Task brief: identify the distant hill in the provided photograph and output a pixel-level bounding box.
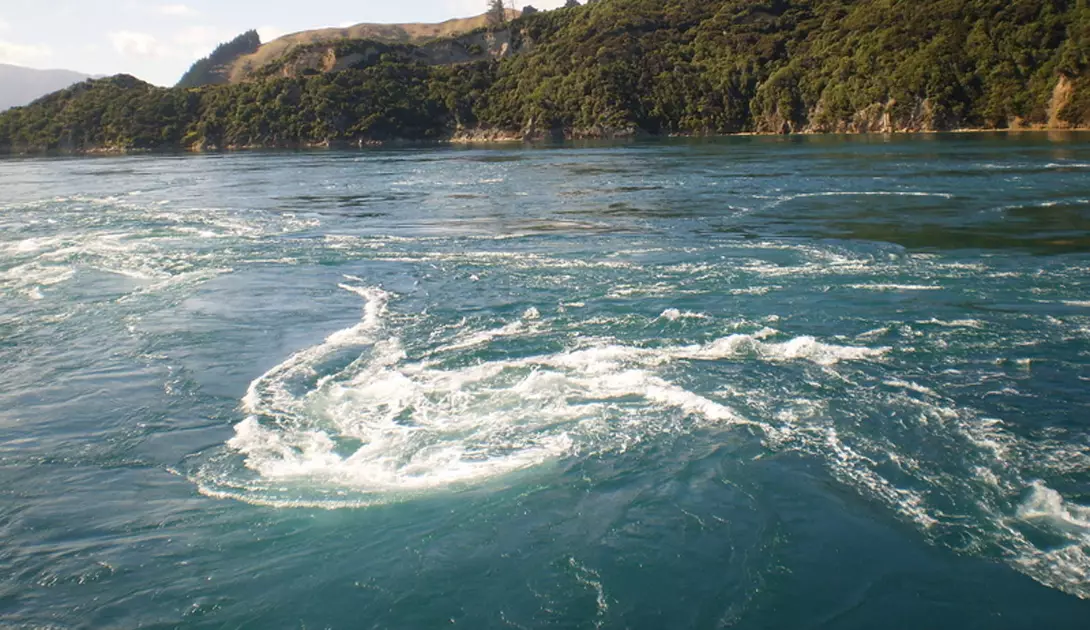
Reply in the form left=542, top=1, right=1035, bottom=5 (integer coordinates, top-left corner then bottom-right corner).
left=0, top=64, right=92, bottom=111
left=225, top=10, right=519, bottom=83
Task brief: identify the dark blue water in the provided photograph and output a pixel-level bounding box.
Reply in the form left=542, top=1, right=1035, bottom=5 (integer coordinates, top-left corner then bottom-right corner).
left=2, top=134, right=1090, bottom=628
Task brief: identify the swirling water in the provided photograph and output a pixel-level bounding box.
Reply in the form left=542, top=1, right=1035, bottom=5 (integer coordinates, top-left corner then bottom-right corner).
left=2, top=133, right=1090, bottom=628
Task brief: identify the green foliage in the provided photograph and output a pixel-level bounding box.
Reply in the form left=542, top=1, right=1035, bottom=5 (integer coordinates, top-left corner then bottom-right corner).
left=176, top=30, right=262, bottom=88
left=2, top=0, right=1088, bottom=154
left=488, top=0, right=507, bottom=27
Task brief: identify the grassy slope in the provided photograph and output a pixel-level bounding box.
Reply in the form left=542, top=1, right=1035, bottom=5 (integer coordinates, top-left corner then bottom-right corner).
left=228, top=10, right=520, bottom=82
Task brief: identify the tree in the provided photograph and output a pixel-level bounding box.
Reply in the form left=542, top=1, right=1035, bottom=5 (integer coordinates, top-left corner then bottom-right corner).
left=522, top=5, right=539, bottom=15
left=176, top=30, right=262, bottom=88
left=487, top=0, right=507, bottom=27
left=564, top=0, right=580, bottom=8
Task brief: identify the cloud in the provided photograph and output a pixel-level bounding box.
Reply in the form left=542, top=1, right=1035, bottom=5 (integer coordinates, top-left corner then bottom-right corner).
left=0, top=17, right=9, bottom=32
left=109, top=31, right=172, bottom=57
left=0, top=40, right=53, bottom=65
left=158, top=4, right=199, bottom=17
left=172, top=25, right=230, bottom=57
left=109, top=25, right=230, bottom=60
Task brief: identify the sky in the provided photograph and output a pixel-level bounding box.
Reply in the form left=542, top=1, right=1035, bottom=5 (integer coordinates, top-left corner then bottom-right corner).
left=0, top=0, right=569, bottom=86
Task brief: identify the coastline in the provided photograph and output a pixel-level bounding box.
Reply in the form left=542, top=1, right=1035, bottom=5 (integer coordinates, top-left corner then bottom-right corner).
left=5, top=125, right=1090, bottom=157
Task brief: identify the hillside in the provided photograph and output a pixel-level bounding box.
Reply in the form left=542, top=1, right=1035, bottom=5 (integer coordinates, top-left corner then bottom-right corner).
left=225, top=10, right=520, bottom=83
left=0, top=64, right=92, bottom=111
left=177, top=30, right=262, bottom=88
left=1, top=0, right=1088, bottom=154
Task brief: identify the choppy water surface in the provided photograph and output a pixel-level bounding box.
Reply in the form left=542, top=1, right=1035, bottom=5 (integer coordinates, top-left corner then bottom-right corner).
left=2, top=134, right=1090, bottom=628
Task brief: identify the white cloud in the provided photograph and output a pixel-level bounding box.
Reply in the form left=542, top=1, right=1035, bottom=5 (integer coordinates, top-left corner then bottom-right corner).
left=0, top=17, right=9, bottom=32
left=158, top=4, right=199, bottom=17
left=109, top=31, right=172, bottom=57
left=0, top=40, right=53, bottom=65
left=109, top=25, right=239, bottom=62
left=172, top=25, right=229, bottom=57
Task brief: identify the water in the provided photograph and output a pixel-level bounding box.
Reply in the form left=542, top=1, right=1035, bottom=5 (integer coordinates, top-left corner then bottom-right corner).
left=2, top=133, right=1090, bottom=628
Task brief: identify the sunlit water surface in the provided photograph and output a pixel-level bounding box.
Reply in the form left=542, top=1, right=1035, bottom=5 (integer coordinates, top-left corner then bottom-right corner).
left=2, top=134, right=1090, bottom=628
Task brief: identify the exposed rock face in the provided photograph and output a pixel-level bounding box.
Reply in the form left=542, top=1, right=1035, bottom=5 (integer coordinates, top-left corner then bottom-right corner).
left=449, top=127, right=526, bottom=143
left=1058, top=73, right=1090, bottom=129
left=1049, top=75, right=1075, bottom=129
left=800, top=98, right=944, bottom=134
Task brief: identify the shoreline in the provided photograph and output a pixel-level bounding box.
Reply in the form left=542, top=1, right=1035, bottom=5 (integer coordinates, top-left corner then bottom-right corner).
left=4, top=126, right=1089, bottom=157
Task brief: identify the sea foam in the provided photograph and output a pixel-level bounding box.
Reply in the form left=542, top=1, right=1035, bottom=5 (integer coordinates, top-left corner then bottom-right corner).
left=201, top=282, right=889, bottom=507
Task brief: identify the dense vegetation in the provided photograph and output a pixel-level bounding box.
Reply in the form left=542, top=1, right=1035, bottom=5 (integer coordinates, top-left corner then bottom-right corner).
left=2, top=0, right=1089, bottom=153
left=176, top=30, right=262, bottom=89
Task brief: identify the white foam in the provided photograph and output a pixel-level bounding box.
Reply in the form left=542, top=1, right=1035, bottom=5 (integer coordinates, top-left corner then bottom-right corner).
left=1013, top=545, right=1090, bottom=598
left=433, top=320, right=528, bottom=354
left=606, top=282, right=677, bottom=298
left=1045, top=163, right=1090, bottom=169
left=884, top=379, right=938, bottom=397
left=659, top=308, right=708, bottom=321
left=917, top=318, right=984, bottom=328
left=772, top=191, right=955, bottom=206
left=729, top=286, right=778, bottom=296
left=675, top=333, right=888, bottom=366
left=0, top=262, right=76, bottom=298
left=1009, top=482, right=1090, bottom=598
left=204, top=285, right=898, bottom=507
left=848, top=284, right=943, bottom=291
left=856, top=326, right=892, bottom=340
left=817, top=427, right=938, bottom=529
left=1018, top=482, right=1090, bottom=532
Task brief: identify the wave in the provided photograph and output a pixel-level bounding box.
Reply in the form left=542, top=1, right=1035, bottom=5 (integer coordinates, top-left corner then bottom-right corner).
left=1045, top=163, right=1090, bottom=169
left=770, top=191, right=956, bottom=207
left=848, top=283, right=943, bottom=291
left=658, top=308, right=709, bottom=321
left=1018, top=482, right=1090, bottom=532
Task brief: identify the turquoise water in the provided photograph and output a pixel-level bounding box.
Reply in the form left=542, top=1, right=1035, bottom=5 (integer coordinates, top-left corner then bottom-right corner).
left=2, top=134, right=1090, bottom=628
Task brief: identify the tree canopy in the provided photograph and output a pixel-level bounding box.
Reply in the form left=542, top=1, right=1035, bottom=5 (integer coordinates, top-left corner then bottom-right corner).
left=176, top=30, right=262, bottom=89
left=487, top=0, right=507, bottom=27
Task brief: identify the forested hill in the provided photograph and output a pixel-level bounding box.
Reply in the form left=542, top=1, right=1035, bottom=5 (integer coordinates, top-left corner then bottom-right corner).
left=2, top=0, right=1089, bottom=154
left=176, top=31, right=261, bottom=88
